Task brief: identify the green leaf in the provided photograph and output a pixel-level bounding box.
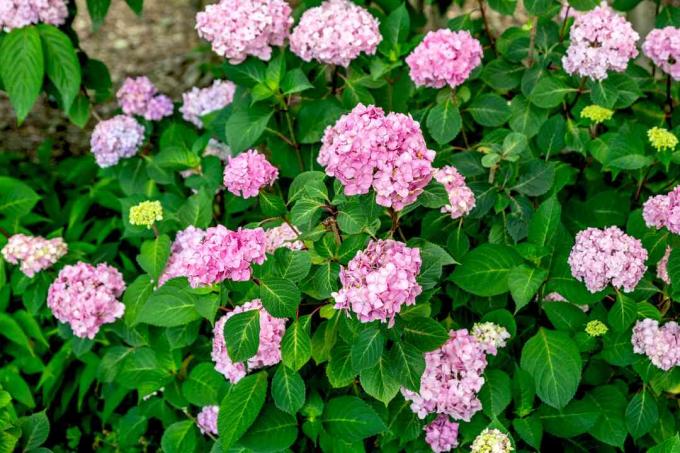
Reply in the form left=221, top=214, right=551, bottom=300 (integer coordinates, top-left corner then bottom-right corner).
left=479, top=369, right=512, bottom=417
left=351, top=326, right=385, bottom=371
left=468, top=93, right=512, bottom=127
left=269, top=248, right=311, bottom=283
left=125, top=0, right=144, bottom=14
left=259, top=192, right=287, bottom=216
left=182, top=363, right=228, bottom=407
left=225, top=105, right=273, bottom=153
left=543, top=301, right=587, bottom=331
left=224, top=309, right=261, bottom=362
left=38, top=25, right=81, bottom=111
left=667, top=248, right=680, bottom=287
left=177, top=189, right=213, bottom=229
left=0, top=177, right=40, bottom=219
left=19, top=411, right=50, bottom=451
left=388, top=341, right=425, bottom=392
left=160, top=421, right=198, bottom=453
left=272, top=365, right=306, bottom=415
left=288, top=171, right=328, bottom=203
left=539, top=398, right=599, bottom=438
left=337, top=203, right=369, bottom=234
left=327, top=342, right=356, bottom=387
left=281, top=68, right=313, bottom=95
left=625, top=390, right=658, bottom=439
left=512, top=161, right=555, bottom=196
left=585, top=385, right=628, bottom=448
left=281, top=316, right=312, bottom=371
left=360, top=355, right=400, bottom=405
left=155, top=145, right=201, bottom=170
left=401, top=317, right=449, bottom=352
left=450, top=243, right=523, bottom=296
left=508, top=265, right=548, bottom=312
left=136, top=234, right=171, bottom=281
left=528, top=196, right=561, bottom=247
left=322, top=396, right=386, bottom=441
left=608, top=293, right=637, bottom=332
left=529, top=76, right=576, bottom=108
left=513, top=415, right=543, bottom=450
left=0, top=313, right=31, bottom=353
left=68, top=93, right=91, bottom=127
left=240, top=405, right=298, bottom=451
left=136, top=281, right=200, bottom=326
left=0, top=27, right=44, bottom=123
left=378, top=4, right=410, bottom=57
left=218, top=372, right=268, bottom=449
left=259, top=278, right=301, bottom=318
left=87, top=0, right=112, bottom=30
left=426, top=101, right=461, bottom=144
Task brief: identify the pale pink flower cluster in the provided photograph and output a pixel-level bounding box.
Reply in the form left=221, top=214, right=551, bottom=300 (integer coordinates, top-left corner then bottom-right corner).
left=643, top=186, right=680, bottom=234
left=47, top=262, right=126, bottom=339
left=333, top=239, right=422, bottom=326
left=196, top=406, right=219, bottom=435
left=424, top=415, right=459, bottom=453
left=289, top=0, right=381, bottom=67
left=212, top=299, right=286, bottom=383
left=265, top=224, right=304, bottom=253
left=632, top=318, right=680, bottom=370
left=2, top=234, right=67, bottom=277
left=195, top=0, right=292, bottom=64
left=318, top=104, right=436, bottom=210
left=643, top=27, right=680, bottom=80
left=568, top=226, right=648, bottom=293
left=90, top=115, right=145, bottom=168
left=434, top=166, right=476, bottom=219
left=180, top=80, right=237, bottom=128
left=402, top=329, right=492, bottom=421
left=471, top=322, right=510, bottom=356
left=159, top=225, right=266, bottom=287
left=223, top=150, right=279, bottom=198
left=658, top=246, right=671, bottom=284
left=116, top=77, right=173, bottom=121
left=406, top=29, right=483, bottom=89
left=562, top=2, right=639, bottom=80
left=0, top=0, right=67, bottom=31
left=543, top=291, right=589, bottom=312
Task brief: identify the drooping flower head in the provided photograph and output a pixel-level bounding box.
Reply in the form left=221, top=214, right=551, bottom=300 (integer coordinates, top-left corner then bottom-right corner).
left=580, top=105, right=614, bottom=124
left=129, top=201, right=163, bottom=229
left=632, top=318, right=680, bottom=370
left=406, top=29, right=483, bottom=89
left=643, top=26, right=680, bottom=80
left=289, top=0, right=381, bottom=67
left=643, top=186, right=680, bottom=234
left=424, top=415, right=459, bottom=453
left=333, top=239, right=422, bottom=326
left=0, top=0, right=68, bottom=31
left=212, top=300, right=286, bottom=383
left=471, top=322, right=510, bottom=356
left=648, top=127, right=679, bottom=151
left=90, top=115, right=145, bottom=168
left=434, top=166, right=476, bottom=219
left=180, top=80, right=237, bottom=128
left=568, top=226, right=648, bottom=293
left=585, top=320, right=608, bottom=337
left=562, top=2, right=639, bottom=80
left=223, top=150, right=279, bottom=198
left=195, top=0, right=293, bottom=63
left=196, top=406, right=219, bottom=436
left=47, top=262, right=126, bottom=339
left=264, top=223, right=304, bottom=253
left=470, top=428, right=514, bottom=453
left=658, top=246, right=671, bottom=284
left=2, top=234, right=67, bottom=277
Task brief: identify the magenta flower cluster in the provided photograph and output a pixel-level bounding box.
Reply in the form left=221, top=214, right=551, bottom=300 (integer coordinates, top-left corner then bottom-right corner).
left=212, top=300, right=286, bottom=383
left=632, top=318, right=680, bottom=371
left=223, top=150, right=279, bottom=199
left=196, top=406, right=219, bottom=436
left=434, top=166, right=476, bottom=219
left=0, top=0, right=67, bottom=31
left=264, top=223, right=304, bottom=254
left=568, top=226, right=647, bottom=293
left=643, top=186, right=680, bottom=234
left=333, top=239, right=422, bottom=326
left=2, top=234, right=67, bottom=278
left=90, top=115, right=145, bottom=168
left=47, top=262, right=126, bottom=339
left=195, top=0, right=292, bottom=64
left=289, top=0, right=381, bottom=67
left=180, top=80, right=236, bottom=129
left=318, top=104, right=436, bottom=210
left=562, top=2, right=639, bottom=80
left=406, top=29, right=483, bottom=89
left=643, top=27, right=680, bottom=81
left=424, top=415, right=459, bottom=453
left=116, top=76, right=173, bottom=121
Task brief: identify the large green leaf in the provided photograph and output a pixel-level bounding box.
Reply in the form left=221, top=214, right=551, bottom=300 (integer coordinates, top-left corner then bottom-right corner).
left=259, top=278, right=301, bottom=318
left=160, top=421, right=198, bottom=453
left=224, top=105, right=273, bottom=153
left=0, top=27, right=44, bottom=123
left=426, top=101, right=461, bottom=144
left=322, top=396, right=386, bottom=441
left=401, top=317, right=449, bottom=352
left=240, top=405, right=298, bottom=451
left=450, top=244, right=523, bottom=296
left=625, top=390, right=658, bottom=439
left=272, top=365, right=306, bottom=415
left=136, top=281, right=200, bottom=326
left=508, top=265, right=548, bottom=312
left=468, top=93, right=512, bottom=127
left=360, top=355, right=400, bottom=405
left=224, top=309, right=261, bottom=362
left=37, top=25, right=81, bottom=111
left=281, top=316, right=312, bottom=371
left=136, top=235, right=171, bottom=281
left=217, top=372, right=268, bottom=449
left=351, top=326, right=385, bottom=372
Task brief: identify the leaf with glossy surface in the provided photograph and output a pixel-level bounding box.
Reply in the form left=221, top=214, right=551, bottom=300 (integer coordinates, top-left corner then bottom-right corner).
left=224, top=309, right=260, bottom=362
left=322, top=396, right=386, bottom=441
left=218, top=372, right=268, bottom=449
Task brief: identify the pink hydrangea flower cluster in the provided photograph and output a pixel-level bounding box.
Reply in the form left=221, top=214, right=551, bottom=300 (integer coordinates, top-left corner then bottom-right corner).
left=116, top=76, right=173, bottom=121
left=405, top=29, right=483, bottom=89
left=195, top=0, right=292, bottom=64
left=562, top=2, right=639, bottom=80
left=180, top=80, right=236, bottom=128
left=424, top=415, right=459, bottom=453
left=643, top=27, right=680, bottom=80
left=471, top=322, right=511, bottom=356
left=265, top=223, right=304, bottom=253
left=212, top=299, right=286, bottom=383
left=0, top=0, right=67, bottom=31
left=333, top=239, right=422, bottom=326
left=632, top=318, right=680, bottom=370
left=1, top=234, right=67, bottom=278
left=223, top=150, right=279, bottom=199
left=401, top=329, right=490, bottom=421
left=658, top=246, right=671, bottom=284
left=434, top=166, right=476, bottom=219
left=47, top=262, right=126, bottom=339
left=90, top=115, right=145, bottom=168
left=568, top=226, right=648, bottom=293
left=643, top=186, right=680, bottom=234
left=196, top=406, right=219, bottom=435
left=318, top=104, right=436, bottom=210
left=289, top=0, right=381, bottom=67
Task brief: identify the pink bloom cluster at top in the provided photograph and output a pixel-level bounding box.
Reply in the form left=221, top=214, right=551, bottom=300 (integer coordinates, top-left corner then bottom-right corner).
left=47, top=262, right=126, bottom=339
left=402, top=328, right=494, bottom=421
left=424, top=415, right=459, bottom=453
left=658, top=246, right=671, bottom=284
left=333, top=239, right=422, bottom=326
left=195, top=0, right=292, bottom=64
left=568, top=226, right=647, bottom=293
left=196, top=406, right=219, bottom=435
left=289, top=0, right=381, bottom=67
left=0, top=0, right=67, bottom=31
left=265, top=223, right=304, bottom=253
left=406, top=29, right=483, bottom=89
left=116, top=77, right=173, bottom=121
left=90, top=115, right=145, bottom=168
left=643, top=186, right=680, bottom=234
left=562, top=2, right=639, bottom=80
left=318, top=104, right=436, bottom=210
left=159, top=225, right=266, bottom=288
left=434, top=166, right=476, bottom=219
left=2, top=234, right=67, bottom=277
left=643, top=27, right=680, bottom=80
left=212, top=299, right=286, bottom=383
left=223, top=150, right=279, bottom=198
left=632, top=318, right=680, bottom=370
left=180, top=80, right=237, bottom=128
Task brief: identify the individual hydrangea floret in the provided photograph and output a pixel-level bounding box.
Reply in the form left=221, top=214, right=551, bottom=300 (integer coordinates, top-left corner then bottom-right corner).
left=2, top=234, right=67, bottom=278
left=585, top=320, right=608, bottom=337
left=129, top=201, right=163, bottom=229
left=643, top=26, right=680, bottom=80
left=471, top=322, right=511, bottom=356
left=212, top=300, right=286, bottom=383
left=562, top=2, right=639, bottom=80
left=643, top=186, right=680, bottom=234
left=180, top=80, right=237, bottom=128
left=405, top=29, right=483, bottom=89
left=196, top=406, right=219, bottom=436
left=543, top=292, right=589, bottom=312
left=470, top=428, right=514, bottom=453
left=47, top=262, right=126, bottom=339
left=195, top=0, right=292, bottom=63
left=658, top=246, right=671, bottom=284
left=223, top=150, right=279, bottom=198
left=289, top=0, right=381, bottom=67
left=333, top=239, right=422, bottom=326
left=632, top=318, right=680, bottom=370
left=90, top=115, right=145, bottom=168
left=116, top=77, right=173, bottom=121
left=264, top=223, right=304, bottom=253
left=424, top=415, right=459, bottom=453
left=580, top=105, right=614, bottom=124
left=648, top=127, right=679, bottom=151
left=434, top=166, right=476, bottom=219
left=568, top=226, right=648, bottom=293
left=0, top=0, right=68, bottom=32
